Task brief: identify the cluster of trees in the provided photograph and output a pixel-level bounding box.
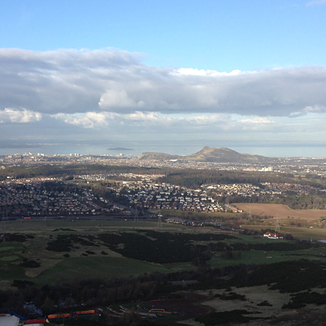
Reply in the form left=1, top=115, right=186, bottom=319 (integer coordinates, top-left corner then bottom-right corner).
left=228, top=193, right=326, bottom=210
left=3, top=260, right=326, bottom=323
left=273, top=194, right=326, bottom=210
left=0, top=275, right=159, bottom=318
left=46, top=234, right=98, bottom=252
left=159, top=169, right=299, bottom=188
left=3, top=164, right=325, bottom=189
left=0, top=164, right=160, bottom=180
left=98, top=231, right=232, bottom=264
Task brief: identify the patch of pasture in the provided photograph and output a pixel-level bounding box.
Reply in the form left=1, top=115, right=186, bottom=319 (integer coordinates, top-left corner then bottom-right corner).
left=0, top=255, right=20, bottom=262
left=34, top=256, right=172, bottom=286
left=0, top=261, right=26, bottom=281
left=1, top=219, right=170, bottom=234
left=236, top=203, right=326, bottom=221
left=242, top=224, right=326, bottom=240
left=209, top=243, right=326, bottom=268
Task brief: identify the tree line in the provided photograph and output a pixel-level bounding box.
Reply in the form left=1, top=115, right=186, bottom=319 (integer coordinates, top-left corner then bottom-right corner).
left=228, top=193, right=326, bottom=210
left=159, top=169, right=325, bottom=188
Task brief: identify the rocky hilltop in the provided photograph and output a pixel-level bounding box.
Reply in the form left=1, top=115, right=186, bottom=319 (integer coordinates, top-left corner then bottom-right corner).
left=139, top=146, right=276, bottom=163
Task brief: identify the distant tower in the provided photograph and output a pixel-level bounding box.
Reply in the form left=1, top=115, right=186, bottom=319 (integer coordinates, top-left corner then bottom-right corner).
left=275, top=214, right=280, bottom=233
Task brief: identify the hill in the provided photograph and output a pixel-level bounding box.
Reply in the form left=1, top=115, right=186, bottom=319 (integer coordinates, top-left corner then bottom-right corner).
left=187, top=146, right=270, bottom=163
left=138, top=152, right=181, bottom=161
left=139, top=146, right=276, bottom=163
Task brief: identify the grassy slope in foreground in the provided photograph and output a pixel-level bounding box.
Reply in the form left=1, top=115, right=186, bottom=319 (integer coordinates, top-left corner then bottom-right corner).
left=34, top=256, right=185, bottom=286
left=2, top=220, right=326, bottom=287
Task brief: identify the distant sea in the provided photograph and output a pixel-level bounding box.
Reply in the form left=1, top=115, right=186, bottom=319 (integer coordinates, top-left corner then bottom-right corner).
left=0, top=140, right=325, bottom=158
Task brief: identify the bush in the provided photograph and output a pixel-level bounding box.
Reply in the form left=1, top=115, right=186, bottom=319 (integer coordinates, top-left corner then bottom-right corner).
left=19, top=260, right=41, bottom=268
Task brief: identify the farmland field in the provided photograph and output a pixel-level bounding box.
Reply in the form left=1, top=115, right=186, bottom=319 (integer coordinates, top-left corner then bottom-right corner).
left=233, top=203, right=326, bottom=240
left=235, top=203, right=326, bottom=220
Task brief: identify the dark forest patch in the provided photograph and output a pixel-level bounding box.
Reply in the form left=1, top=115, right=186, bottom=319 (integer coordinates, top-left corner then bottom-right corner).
left=195, top=309, right=263, bottom=325
left=52, top=228, right=76, bottom=232
left=12, top=279, right=34, bottom=289
left=215, top=292, right=246, bottom=301
left=19, top=259, right=41, bottom=268
left=0, top=233, right=32, bottom=242
left=46, top=234, right=98, bottom=252
left=283, top=291, right=326, bottom=309
left=97, top=231, right=232, bottom=264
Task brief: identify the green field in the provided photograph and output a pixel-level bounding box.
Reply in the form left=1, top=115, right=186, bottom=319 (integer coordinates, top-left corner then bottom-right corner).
left=35, top=256, right=179, bottom=286
left=0, top=220, right=191, bottom=286
left=1, top=219, right=326, bottom=288
left=3, top=219, right=326, bottom=326
left=2, top=219, right=169, bottom=233
left=242, top=224, right=326, bottom=240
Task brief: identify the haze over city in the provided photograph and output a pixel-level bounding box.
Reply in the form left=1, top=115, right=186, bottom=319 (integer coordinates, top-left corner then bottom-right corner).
left=1, top=0, right=326, bottom=157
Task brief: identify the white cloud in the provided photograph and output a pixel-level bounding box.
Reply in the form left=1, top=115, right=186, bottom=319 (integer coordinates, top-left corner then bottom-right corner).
left=302, top=105, right=326, bottom=113
left=289, top=105, right=326, bottom=117
left=0, top=108, right=42, bottom=123
left=48, top=109, right=325, bottom=142
left=125, top=111, right=166, bottom=122
left=51, top=111, right=233, bottom=131
left=174, top=68, right=242, bottom=76
left=1, top=48, right=326, bottom=118
left=51, top=112, right=110, bottom=128
left=240, top=117, right=274, bottom=124
left=238, top=117, right=275, bottom=131
left=307, top=0, right=326, bottom=6
left=99, top=89, right=145, bottom=108
left=51, top=111, right=175, bottom=128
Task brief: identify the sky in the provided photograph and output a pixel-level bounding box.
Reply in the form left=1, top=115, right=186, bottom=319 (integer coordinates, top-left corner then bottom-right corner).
left=1, top=0, right=326, bottom=157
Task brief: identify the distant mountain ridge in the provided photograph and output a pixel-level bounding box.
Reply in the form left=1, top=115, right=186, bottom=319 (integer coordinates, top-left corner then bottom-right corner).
left=139, top=146, right=275, bottom=163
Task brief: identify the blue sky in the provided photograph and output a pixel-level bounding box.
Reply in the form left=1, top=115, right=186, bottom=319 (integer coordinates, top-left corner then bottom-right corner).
left=3, top=0, right=326, bottom=70
left=1, top=0, right=326, bottom=156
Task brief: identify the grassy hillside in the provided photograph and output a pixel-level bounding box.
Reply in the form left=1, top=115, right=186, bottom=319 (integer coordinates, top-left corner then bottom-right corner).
left=1, top=219, right=326, bottom=288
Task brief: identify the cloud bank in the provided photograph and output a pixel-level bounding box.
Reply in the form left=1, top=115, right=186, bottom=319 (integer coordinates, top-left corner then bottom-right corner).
left=1, top=48, right=326, bottom=123
left=0, top=108, right=41, bottom=123
left=0, top=48, right=326, bottom=156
